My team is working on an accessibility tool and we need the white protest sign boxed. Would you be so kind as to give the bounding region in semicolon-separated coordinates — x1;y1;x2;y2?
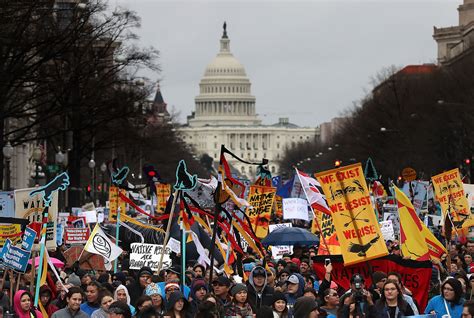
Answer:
129;243;171;271
269;223;293;259
283;198;309;221
78;210;97;224
167;237;181;254
379;220;395;241
464;184;474;211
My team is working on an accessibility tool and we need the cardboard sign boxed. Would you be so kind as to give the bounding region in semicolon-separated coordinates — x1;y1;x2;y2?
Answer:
1;239;31;272
14;187;58;250
283;198;309;221
269;223;293;259
129;243;171;270
78;210;97;224
64;228;90;245
316;163;388;265
379;220;395;241
0;192;15;217
156;183;171;214
21;227;37;251
317;212;341;255
166;237;181;254
0;224;21;247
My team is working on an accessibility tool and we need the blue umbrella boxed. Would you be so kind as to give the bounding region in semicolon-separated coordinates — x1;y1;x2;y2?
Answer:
262;226;320;246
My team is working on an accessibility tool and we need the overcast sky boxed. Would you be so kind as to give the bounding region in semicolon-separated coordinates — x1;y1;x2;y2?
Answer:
116;0;460;127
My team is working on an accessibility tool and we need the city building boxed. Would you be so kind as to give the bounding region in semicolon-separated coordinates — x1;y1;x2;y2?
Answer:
179;24;319;178
433;0;474;64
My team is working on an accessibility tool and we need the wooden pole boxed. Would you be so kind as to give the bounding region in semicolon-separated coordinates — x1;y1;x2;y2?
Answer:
157;189;179;273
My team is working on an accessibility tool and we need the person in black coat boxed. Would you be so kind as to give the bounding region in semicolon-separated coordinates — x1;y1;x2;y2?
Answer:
246;266;274;311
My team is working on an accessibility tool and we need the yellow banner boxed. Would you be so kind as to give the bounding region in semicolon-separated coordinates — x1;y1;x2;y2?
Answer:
315;163;388;265
155;183;171;214
246;185;276;239
317;213;341;255
431;168;473;231
274;195;283;219
109;186;127;222
0;224;21;247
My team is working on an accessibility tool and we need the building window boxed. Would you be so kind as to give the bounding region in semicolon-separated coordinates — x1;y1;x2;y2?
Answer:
214;153;217;159
271;166;276;173
241;166;245;173
254;153;257;159
277;143;280;149
214;142;217;148
277;154;280;159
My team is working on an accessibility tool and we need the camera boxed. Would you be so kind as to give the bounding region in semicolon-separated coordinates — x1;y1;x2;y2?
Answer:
351;274;365;303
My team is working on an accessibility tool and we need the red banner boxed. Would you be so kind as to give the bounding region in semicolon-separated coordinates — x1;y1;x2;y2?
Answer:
64;228;90;245
312;255;432;311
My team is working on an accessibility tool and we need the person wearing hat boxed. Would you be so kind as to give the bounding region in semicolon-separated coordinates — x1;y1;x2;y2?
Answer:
370;271;387;300
284;273;305;317
212;275;232;309
145;283;165;316
164;291;191;318
189;278;208;316
246;265;275;311
157;265;191;299
293;296;319;318
128;266;153;305
225;283;254;317
114;285;136;316
276;260;287;274
271;291;288;318
339;274;376;318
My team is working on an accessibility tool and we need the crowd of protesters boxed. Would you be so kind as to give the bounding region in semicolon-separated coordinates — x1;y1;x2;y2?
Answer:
1;239;474;318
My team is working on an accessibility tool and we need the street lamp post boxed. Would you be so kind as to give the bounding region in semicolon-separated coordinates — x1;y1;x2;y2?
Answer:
55;147;65;209
32;146;42;186
88;158;96;202
2;142;13;190
100;162;107;206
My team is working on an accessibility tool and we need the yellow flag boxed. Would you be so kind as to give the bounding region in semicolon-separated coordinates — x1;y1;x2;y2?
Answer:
109;186;127;221
246;185;276;239
393;186;430;261
156;183;171;214
315;163;388;265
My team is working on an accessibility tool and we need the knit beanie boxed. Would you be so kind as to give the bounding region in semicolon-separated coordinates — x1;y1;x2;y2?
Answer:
67;273;81;287
372;271;387;284
272;291;287;304
230;283;247;297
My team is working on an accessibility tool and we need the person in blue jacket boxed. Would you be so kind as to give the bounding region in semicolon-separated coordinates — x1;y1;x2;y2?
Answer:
425;278;464;318
284;273;305;317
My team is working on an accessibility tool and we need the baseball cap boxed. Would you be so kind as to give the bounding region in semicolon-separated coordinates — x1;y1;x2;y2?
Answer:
252;266;266;277
287;274;299;285
212;275;231;287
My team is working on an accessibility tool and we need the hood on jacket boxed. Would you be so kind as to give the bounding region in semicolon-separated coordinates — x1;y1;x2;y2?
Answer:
293;296;318;318
14;290;37;318
248;266;268;292
39;285;54;306
114;284;131;305
190;278;208;301
166;291;188;312
287;273;305;298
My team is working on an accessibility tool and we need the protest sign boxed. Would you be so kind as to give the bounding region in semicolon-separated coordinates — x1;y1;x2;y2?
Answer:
78;210;97;224
317;212;341;255
129;243;171;270
21;227;37;251
283;198;309;221
247;185;276;238
64;228;90;245
379;220;395;241
402;181;429;214
156;183;171;214
464;183;474;212
316;163;388;265
268;223;293;259
313;254;432;311
274;195;283;218
0;191;14;217
109;186;127;221
432;168;473;232
166;237;181;254
14;187;58;250
1;239;31;272
0;224;22;247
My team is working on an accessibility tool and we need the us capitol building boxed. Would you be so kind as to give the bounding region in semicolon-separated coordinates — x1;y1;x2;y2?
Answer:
179;24;319;178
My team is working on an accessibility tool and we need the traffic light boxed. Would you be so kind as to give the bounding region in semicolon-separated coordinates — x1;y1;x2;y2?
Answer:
465;158;471;165
335;160;342;167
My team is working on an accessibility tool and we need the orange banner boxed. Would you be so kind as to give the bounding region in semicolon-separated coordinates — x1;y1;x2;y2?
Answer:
247;185;276;238
315;163;388;265
155;183;171;214
109;186;127;221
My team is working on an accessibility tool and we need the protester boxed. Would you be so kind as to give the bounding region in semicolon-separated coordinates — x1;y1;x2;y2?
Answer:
189;278;208;316
129;267;153;305
224;283;254;317
284;273;305;317
271;291;288;318
293;296;319;318
81;281;102;316
51;286;88;318
91;290;114;318
113;285;136;316
135;295;153;316
425;278;464;318
211;275;232;309
196;294;220;318
247;266;274;310
463;300;474;318
339;274;375;318
164;291;191;318
40;285;59;316
373;279;415;317
319;288;339;317
108;301;132;318
14;290;43;318
386;271;419;314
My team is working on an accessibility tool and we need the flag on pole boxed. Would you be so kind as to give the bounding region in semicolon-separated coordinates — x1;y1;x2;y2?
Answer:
393;186;430;261
84;224;122;269
294;168;331;215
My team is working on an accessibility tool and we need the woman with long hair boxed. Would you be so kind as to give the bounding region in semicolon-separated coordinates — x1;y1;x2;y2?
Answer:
164;292;191;318
374;279;414;317
319;288;339;317
425;278;465;318
91;290;114;318
271;291;288;318
14;290;43;318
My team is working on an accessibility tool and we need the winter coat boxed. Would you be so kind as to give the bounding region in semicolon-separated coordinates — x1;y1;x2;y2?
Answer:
246;266;274;311
13;290;43;318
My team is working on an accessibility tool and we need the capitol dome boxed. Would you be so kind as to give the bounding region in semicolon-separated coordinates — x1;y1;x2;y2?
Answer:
189;23;261;127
